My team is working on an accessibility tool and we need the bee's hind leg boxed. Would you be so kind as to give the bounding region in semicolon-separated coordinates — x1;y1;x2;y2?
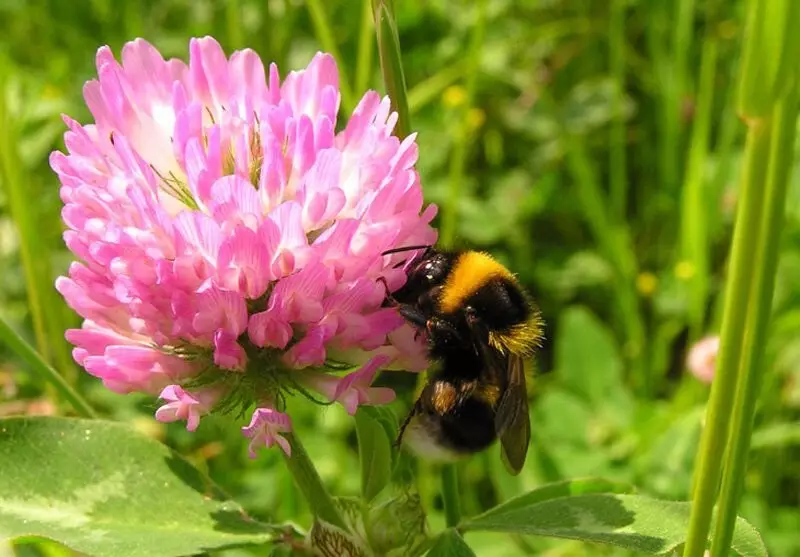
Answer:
395;399;422;449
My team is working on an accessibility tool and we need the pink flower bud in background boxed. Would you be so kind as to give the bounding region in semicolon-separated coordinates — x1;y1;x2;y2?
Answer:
52;37;437;456
686;335;720;384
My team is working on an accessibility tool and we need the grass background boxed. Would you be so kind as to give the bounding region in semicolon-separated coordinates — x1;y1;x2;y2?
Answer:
1;0;799;555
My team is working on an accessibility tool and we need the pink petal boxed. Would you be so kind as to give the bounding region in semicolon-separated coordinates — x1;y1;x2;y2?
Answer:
213;330;247;370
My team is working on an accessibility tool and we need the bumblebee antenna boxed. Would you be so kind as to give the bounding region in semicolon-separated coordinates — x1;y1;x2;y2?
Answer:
381;244;433;256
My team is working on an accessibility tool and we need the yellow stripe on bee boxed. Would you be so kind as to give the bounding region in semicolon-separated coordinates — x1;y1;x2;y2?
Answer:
488;314;544;356
438;251;514;314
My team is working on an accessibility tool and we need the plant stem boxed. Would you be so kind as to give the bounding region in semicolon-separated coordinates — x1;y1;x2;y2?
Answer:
282;431;348;530
0;315;97;419
441;464;461;528
685;0;800;553
710;86;800;557
682;116;772;557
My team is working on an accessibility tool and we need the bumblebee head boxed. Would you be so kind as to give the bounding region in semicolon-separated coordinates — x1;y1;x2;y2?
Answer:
384;246;454;304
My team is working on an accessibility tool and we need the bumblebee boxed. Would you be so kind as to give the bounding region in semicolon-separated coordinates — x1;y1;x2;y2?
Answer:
382;246;543;475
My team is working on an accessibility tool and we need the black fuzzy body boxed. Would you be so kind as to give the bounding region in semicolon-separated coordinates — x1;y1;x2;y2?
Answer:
389;249;532;457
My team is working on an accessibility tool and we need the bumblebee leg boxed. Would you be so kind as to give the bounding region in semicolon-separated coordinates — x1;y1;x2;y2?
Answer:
395;398;421;448
377;276;397;305
398;304;429;328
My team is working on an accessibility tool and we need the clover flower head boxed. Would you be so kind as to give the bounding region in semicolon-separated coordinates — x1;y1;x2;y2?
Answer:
52;36;436;456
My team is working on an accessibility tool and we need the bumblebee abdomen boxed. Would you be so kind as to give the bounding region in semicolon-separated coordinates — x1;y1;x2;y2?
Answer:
404;395;497;459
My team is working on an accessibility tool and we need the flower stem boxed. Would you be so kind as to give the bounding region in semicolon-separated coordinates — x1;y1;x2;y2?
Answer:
441;463;461;528
682;113;772;557
282;431;347;530
684;0;800;553
0;315;97;419
709;85;800;557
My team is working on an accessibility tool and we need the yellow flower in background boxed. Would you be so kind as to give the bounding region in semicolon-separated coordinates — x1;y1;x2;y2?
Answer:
442;85;467;108
675;261;696;280
636;272;658;297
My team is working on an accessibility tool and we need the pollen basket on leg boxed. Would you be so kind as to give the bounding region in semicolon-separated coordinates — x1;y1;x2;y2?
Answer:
438;252;514;314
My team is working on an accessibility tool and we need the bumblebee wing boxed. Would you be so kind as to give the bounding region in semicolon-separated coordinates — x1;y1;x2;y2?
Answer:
495;354;531;475
465;316;531;474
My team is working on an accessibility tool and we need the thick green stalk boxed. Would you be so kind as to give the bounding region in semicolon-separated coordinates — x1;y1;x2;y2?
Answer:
282;432;347;530
679;0;720;340
355;0;374;94
685;1;800;553
306;0;354;111
372;0;411;139
608;0;627;219
441;464;461;528
682;117;772;557
0;315;97;419
710;87;799;557
440;0;487;249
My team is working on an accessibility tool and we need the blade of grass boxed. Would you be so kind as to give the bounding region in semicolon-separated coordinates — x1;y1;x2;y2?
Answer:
355;0;374;94
562;132;647;390
0;60;76;382
679;0;721;341
372;0;411;139
662;0;696;196
608;0;627;220
0;314;96;419
306;0;355;112
439;0;487;249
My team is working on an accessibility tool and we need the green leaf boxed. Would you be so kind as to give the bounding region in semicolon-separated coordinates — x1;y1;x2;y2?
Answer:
470;478;633;519
354;409;392;501
461;494;767;556
0;416;277;557
556;306;625;404
426;530;476;557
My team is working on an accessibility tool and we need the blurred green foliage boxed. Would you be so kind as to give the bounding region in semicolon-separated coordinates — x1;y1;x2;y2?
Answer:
1;0;799;555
